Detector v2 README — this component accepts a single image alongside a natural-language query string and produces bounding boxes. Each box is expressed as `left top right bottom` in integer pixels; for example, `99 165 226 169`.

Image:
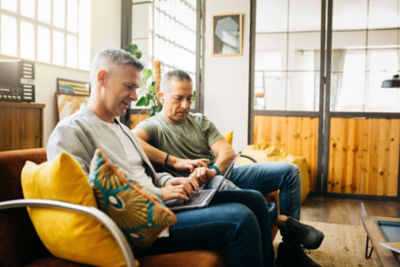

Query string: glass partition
255 0 321 111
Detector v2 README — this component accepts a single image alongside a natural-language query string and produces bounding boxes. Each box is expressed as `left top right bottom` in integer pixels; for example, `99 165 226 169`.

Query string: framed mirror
212 13 243 56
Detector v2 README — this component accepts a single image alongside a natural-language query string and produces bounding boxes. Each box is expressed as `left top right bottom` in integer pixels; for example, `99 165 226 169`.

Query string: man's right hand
161 177 199 201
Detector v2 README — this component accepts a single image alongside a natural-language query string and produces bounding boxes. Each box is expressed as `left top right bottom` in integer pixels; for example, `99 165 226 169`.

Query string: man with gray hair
133 69 324 267
47 48 278 267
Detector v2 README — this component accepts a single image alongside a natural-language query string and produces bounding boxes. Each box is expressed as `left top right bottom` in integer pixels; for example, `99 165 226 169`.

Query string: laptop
165 153 239 212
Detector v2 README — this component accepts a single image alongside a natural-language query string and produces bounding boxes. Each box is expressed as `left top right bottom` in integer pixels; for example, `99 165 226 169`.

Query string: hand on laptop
189 167 217 186
169 156 209 172
162 177 200 201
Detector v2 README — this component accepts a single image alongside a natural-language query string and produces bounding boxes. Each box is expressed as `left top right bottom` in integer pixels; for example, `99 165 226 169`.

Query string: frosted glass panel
288 32 320 71
67 0 78 32
20 0 35 18
53 0 65 28
67 35 77 68
38 0 51 23
256 0 288 32
255 0 320 111
1 0 16 12
369 0 400 29
1 15 17 56
289 0 321 31
20 21 35 59
333 0 368 30
53 31 65 65
37 26 50 63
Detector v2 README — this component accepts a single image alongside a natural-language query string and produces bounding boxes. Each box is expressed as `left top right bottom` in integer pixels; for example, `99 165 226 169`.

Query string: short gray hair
160 69 192 93
90 48 144 87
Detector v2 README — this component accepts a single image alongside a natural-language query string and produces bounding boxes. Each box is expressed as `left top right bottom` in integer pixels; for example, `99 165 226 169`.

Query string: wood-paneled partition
329 117 400 196
253 115 319 191
130 113 149 129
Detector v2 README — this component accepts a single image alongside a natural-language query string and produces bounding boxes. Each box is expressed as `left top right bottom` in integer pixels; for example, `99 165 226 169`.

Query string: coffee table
361 216 400 266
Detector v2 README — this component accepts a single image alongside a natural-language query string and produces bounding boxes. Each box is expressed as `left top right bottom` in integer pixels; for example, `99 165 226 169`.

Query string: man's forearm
213 147 235 174
136 138 169 165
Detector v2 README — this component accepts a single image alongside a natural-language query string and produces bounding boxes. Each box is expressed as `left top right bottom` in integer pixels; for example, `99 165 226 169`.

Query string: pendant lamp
381 74 400 88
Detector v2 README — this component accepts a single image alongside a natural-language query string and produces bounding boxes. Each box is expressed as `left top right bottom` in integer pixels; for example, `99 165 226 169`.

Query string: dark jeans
230 162 301 219
144 189 274 267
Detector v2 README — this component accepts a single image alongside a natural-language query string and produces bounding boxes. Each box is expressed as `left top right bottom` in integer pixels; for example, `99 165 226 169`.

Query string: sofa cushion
89 148 177 253
21 152 127 267
222 131 233 146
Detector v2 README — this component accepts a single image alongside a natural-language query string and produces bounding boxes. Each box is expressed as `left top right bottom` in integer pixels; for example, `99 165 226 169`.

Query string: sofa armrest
0 199 136 267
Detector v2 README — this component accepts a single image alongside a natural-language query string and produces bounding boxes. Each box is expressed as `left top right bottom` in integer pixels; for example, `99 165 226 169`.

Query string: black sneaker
276 241 321 267
280 217 324 249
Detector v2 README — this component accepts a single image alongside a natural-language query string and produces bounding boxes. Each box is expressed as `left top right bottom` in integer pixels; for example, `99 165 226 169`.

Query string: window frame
0 0 90 71
122 0 203 115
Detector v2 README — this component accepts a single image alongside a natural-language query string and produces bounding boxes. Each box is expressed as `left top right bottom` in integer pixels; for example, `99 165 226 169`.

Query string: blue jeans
230 162 301 220
144 190 274 267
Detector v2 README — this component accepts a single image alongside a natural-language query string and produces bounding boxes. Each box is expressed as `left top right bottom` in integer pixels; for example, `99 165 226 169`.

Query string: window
0 0 91 70
330 0 400 113
254 0 321 111
130 0 200 109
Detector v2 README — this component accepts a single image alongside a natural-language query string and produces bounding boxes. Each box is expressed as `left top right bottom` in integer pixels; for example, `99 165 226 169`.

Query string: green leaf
192 90 197 102
135 51 142 59
150 105 162 116
124 43 138 55
136 96 149 106
148 84 155 94
142 68 153 80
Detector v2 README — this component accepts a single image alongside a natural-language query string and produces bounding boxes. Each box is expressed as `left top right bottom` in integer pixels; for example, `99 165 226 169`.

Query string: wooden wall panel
130 113 149 129
329 118 400 196
253 115 319 191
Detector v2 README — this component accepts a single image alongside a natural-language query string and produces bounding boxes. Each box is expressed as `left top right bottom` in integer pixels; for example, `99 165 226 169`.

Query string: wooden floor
301 197 400 225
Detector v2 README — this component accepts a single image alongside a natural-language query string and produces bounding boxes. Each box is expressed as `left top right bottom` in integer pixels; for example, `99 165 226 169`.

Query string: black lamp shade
382 74 400 88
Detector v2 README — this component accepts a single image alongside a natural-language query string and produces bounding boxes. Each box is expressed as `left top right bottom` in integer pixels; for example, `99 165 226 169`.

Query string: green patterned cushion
89 148 177 252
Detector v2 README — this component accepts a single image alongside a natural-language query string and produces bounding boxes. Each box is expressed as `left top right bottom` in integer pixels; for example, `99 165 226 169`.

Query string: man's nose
181 100 191 109
129 89 138 101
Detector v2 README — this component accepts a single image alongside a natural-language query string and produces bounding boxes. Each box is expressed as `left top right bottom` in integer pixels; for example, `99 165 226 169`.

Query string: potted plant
124 43 162 116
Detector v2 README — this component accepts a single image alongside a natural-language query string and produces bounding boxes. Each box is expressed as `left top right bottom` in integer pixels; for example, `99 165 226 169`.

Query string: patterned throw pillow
89 148 177 252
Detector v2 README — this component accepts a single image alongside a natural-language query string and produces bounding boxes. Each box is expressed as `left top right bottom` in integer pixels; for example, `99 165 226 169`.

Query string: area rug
273 221 379 267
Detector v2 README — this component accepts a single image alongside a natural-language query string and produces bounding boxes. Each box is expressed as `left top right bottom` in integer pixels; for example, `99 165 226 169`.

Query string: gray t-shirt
136 112 224 177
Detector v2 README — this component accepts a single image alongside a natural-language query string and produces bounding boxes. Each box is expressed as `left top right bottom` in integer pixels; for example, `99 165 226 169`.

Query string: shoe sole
304 232 324 249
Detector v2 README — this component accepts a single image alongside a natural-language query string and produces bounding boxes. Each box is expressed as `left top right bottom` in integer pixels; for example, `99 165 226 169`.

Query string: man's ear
97 70 107 87
157 91 164 103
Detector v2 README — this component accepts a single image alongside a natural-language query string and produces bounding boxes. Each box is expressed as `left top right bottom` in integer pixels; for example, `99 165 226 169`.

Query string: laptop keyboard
185 191 211 205
165 190 212 207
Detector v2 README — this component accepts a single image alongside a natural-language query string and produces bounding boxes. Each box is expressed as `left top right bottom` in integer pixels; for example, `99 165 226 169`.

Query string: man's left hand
189 167 218 186
170 157 210 172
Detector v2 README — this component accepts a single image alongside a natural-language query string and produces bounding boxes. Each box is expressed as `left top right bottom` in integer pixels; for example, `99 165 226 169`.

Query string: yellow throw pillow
21 152 127 267
222 131 233 146
90 148 177 253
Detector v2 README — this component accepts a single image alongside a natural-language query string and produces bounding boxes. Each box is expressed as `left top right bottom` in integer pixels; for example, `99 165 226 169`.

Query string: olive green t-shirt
136 112 224 177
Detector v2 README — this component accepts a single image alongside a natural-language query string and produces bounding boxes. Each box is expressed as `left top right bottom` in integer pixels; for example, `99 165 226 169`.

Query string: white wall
33 0 121 144
35 64 89 145
90 0 122 59
203 0 251 152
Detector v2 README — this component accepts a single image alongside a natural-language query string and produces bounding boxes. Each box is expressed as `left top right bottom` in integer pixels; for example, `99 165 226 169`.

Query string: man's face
161 78 192 122
99 65 140 120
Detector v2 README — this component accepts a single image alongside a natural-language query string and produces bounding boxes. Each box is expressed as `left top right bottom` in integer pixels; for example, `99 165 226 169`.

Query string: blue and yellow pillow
89 148 177 252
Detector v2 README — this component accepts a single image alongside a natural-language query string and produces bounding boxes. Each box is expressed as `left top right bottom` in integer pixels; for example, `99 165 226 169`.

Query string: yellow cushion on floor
21 152 128 267
236 144 310 202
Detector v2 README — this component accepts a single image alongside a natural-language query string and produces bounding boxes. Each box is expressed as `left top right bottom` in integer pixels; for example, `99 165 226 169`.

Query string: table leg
365 235 374 259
